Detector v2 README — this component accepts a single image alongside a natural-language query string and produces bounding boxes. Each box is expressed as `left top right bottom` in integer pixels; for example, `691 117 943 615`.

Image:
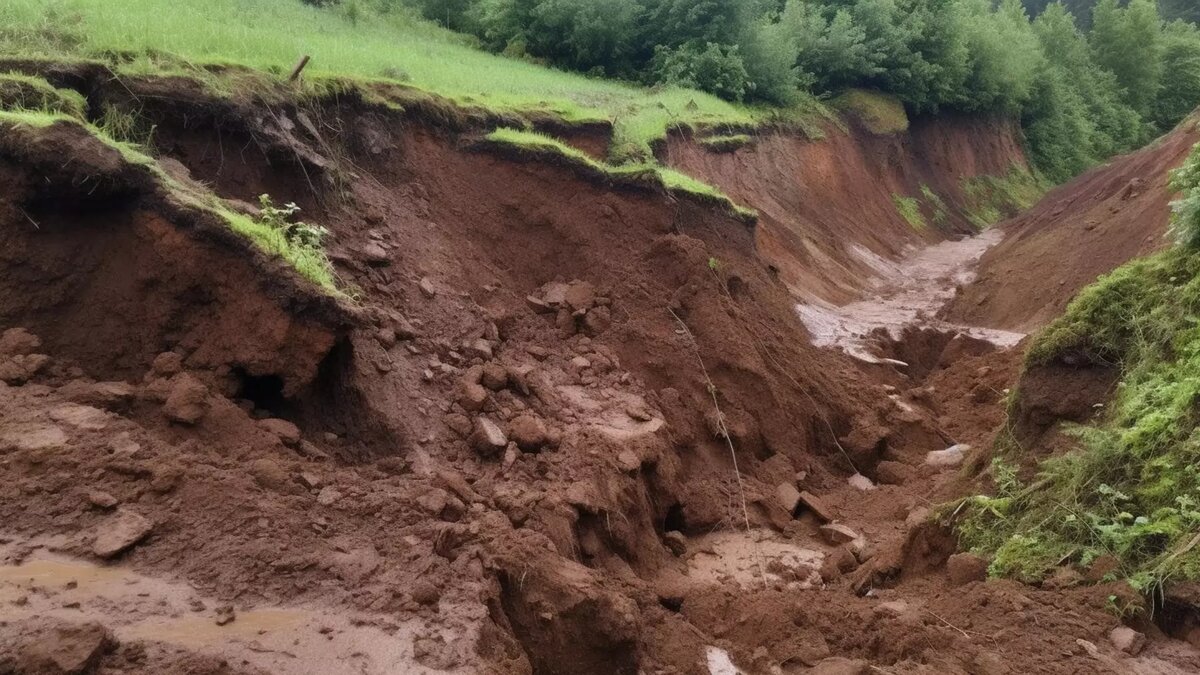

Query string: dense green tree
395 0 1200 183
1154 20 1200 130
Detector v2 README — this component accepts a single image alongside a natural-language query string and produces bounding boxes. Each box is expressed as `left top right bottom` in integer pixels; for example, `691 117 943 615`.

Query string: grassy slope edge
956 186 1200 593
0 104 342 294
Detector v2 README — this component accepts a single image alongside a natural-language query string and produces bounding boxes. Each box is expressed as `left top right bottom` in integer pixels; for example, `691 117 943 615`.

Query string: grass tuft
892 193 927 231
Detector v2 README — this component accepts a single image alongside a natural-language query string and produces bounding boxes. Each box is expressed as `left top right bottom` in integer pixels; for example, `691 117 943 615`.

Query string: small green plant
257 194 330 250
707 256 721 271
892 193 926 231
920 184 950 226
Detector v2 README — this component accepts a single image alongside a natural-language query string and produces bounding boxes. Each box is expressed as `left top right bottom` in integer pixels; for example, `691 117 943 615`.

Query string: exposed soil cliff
947 115 1200 332
2 63 1195 675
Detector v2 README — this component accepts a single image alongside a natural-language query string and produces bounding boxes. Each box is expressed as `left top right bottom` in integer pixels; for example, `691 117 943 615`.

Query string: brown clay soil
1 64 1199 674
946 114 1200 332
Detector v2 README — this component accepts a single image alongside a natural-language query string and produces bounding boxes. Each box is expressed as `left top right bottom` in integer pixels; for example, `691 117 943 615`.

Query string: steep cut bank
668 109 1034 305
3 63 1194 675
947 113 1200 332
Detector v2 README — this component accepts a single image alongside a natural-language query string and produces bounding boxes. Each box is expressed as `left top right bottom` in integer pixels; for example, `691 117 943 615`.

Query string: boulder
875 461 914 486
847 473 876 491
0 353 50 384
150 351 183 377
14 622 115 674
0 327 40 357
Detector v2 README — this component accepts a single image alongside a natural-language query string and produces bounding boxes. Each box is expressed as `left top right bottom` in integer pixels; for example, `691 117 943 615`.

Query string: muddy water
0 545 471 674
797 230 1024 363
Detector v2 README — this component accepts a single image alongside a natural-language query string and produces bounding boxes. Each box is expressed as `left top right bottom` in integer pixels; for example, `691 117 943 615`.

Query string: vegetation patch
892 194 927 231
956 142 1200 594
0 110 342 295
484 128 756 223
961 167 1047 229
920 184 951 227
0 72 85 118
831 89 909 136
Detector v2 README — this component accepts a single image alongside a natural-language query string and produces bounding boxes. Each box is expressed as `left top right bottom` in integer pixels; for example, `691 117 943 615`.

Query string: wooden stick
288 55 311 83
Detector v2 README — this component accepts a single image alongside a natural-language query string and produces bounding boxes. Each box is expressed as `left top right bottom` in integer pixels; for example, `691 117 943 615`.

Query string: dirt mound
946 114 1200 332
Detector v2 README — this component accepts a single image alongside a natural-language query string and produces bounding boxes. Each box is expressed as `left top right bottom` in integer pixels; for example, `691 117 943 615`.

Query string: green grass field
0 0 791 162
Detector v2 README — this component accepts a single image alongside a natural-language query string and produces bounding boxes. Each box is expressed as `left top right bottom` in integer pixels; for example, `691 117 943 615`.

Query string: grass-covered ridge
483 128 757 223
0 0 819 164
0 85 342 295
956 143 1200 593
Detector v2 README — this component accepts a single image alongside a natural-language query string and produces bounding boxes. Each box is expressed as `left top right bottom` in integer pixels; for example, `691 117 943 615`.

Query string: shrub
1169 141 1200 248
651 42 751 102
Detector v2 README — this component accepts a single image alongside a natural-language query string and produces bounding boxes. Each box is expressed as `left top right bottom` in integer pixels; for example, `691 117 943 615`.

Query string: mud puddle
797 230 1024 364
684 529 823 589
0 541 474 674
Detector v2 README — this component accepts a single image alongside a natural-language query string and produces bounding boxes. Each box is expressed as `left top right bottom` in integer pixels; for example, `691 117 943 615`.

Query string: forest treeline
377 0 1200 182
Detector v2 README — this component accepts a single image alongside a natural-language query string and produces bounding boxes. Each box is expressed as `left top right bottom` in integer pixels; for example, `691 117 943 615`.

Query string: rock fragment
470 417 507 456
259 418 301 447
617 451 641 472
925 444 969 468
508 414 549 452
92 509 153 559
87 491 119 509
663 531 687 556
819 523 861 546
798 491 835 522
480 363 508 391
1109 626 1146 655
776 483 801 514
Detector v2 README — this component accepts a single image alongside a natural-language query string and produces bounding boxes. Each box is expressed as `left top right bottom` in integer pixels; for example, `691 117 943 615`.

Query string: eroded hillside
1 58 1199 675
